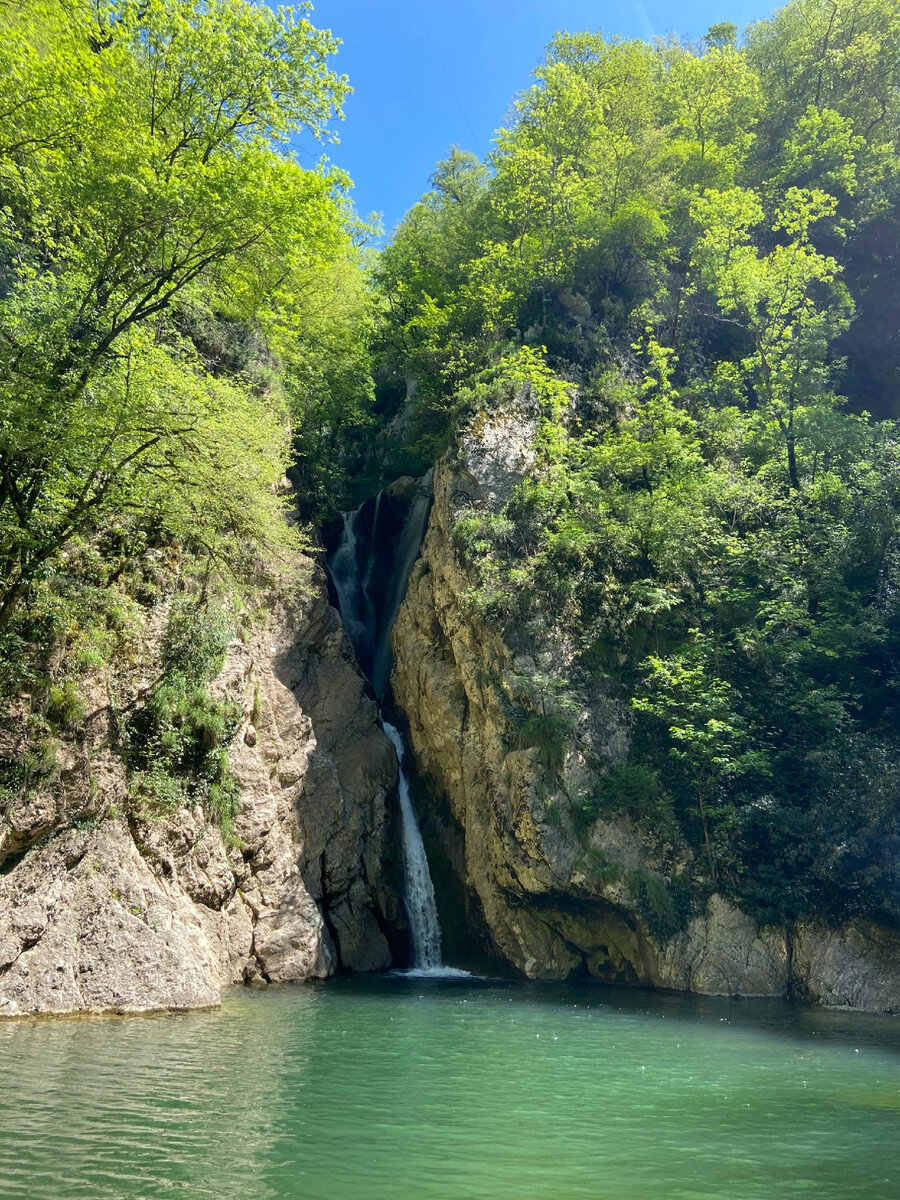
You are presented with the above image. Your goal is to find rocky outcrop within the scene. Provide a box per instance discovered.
[390,396,900,1012]
[0,822,222,1017]
[0,561,402,1019]
[654,896,788,997]
[791,919,900,1013]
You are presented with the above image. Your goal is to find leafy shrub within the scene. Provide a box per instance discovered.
[578,848,622,889]
[46,681,85,729]
[0,734,59,811]
[514,712,574,772]
[579,763,679,842]
[626,869,691,942]
[161,600,232,684]
[125,603,241,838]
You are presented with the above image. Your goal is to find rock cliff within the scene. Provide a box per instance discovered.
[0,562,402,1019]
[390,396,900,1013]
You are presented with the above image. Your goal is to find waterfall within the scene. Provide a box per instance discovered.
[381,721,443,969]
[327,470,432,701]
[326,471,448,971]
[328,509,375,677]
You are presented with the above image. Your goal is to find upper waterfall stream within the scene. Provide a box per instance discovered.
[327,470,432,701]
[326,471,447,970]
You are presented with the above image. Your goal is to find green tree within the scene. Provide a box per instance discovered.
[0,0,354,623]
[746,0,900,140]
[633,642,769,883]
[690,185,852,490]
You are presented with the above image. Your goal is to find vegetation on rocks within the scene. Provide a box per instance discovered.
[2,0,900,972]
[369,0,900,929]
[0,1,373,822]
[0,2,376,873]
[122,599,241,838]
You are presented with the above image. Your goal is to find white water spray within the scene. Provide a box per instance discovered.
[381,720,443,969]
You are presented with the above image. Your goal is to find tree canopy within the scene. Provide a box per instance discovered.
[0,0,367,633]
[368,0,900,926]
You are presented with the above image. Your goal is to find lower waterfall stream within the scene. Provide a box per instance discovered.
[326,471,447,970]
[380,720,443,970]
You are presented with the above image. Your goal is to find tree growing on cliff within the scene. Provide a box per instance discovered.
[633,641,771,884]
[689,185,853,491]
[0,0,359,627]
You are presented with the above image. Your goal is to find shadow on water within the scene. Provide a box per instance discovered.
[3,977,900,1200]
[312,970,900,1054]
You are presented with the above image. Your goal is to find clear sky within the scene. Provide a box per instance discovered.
[290,1,779,237]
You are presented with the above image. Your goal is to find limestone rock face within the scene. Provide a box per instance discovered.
[791,920,900,1012]
[654,896,789,997]
[0,562,401,1019]
[0,823,221,1018]
[390,402,900,1012]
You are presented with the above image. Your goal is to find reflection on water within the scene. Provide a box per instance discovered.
[1,977,899,1199]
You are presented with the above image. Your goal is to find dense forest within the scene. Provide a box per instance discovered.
[365,0,900,929]
[0,0,373,836]
[2,0,900,933]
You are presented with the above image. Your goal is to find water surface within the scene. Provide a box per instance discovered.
[1,977,899,1199]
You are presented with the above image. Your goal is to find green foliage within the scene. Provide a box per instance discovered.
[0,0,382,833]
[0,0,371,648]
[161,599,232,685]
[514,713,574,773]
[578,848,623,890]
[626,869,692,942]
[580,764,679,843]
[46,681,86,730]
[0,730,59,811]
[634,640,771,882]
[124,602,241,838]
[368,0,900,927]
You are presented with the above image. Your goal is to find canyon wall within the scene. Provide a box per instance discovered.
[390,396,900,1013]
[0,562,402,1019]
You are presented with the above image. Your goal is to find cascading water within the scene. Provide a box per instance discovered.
[326,470,447,970]
[380,721,443,969]
[327,470,432,700]
[328,511,376,674]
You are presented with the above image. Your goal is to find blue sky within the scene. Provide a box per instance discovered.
[291,1,779,237]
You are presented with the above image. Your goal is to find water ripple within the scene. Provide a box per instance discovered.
[1,981,899,1199]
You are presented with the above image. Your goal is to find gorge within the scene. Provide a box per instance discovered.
[4,0,900,1193]
[2,0,899,1021]
[325,473,445,972]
